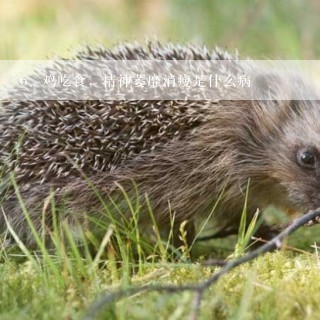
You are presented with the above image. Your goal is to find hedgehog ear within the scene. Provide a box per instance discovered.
[252,72,317,113]
[251,73,289,102]
[251,73,303,116]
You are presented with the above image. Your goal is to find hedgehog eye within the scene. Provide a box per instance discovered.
[297,149,317,169]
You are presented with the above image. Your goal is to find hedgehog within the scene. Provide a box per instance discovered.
[1,41,320,249]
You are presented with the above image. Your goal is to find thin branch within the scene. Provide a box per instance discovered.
[189,290,203,320]
[83,208,320,320]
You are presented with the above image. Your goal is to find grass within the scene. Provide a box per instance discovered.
[1,177,320,319]
[1,246,320,319]
[2,0,320,319]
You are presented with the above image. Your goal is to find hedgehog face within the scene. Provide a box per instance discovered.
[266,103,320,213]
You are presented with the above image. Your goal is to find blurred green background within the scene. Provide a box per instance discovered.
[1,0,320,59]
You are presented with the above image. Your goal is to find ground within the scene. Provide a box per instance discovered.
[1,1,320,319]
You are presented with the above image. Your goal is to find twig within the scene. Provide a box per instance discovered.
[189,290,203,320]
[83,208,320,320]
